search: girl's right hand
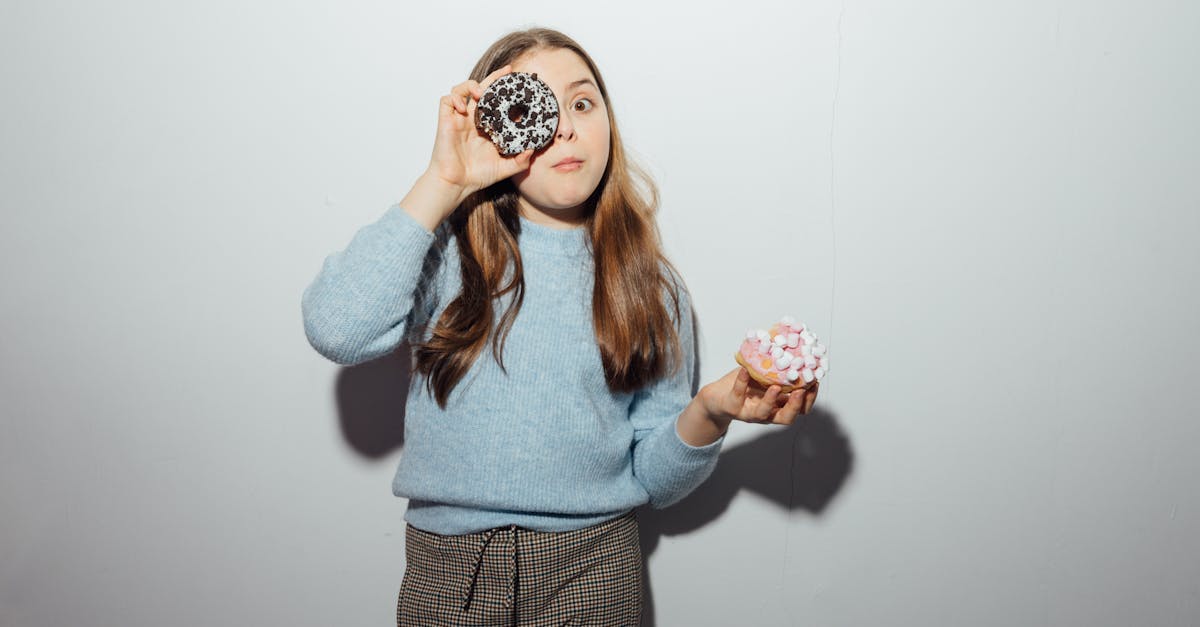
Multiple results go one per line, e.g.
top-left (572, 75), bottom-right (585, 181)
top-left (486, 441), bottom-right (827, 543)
top-left (701, 367), bottom-right (818, 427)
top-left (425, 64), bottom-right (535, 205)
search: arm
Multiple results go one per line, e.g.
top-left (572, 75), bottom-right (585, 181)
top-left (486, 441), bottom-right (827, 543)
top-left (302, 64), bottom-right (537, 365)
top-left (299, 192), bottom-right (445, 366)
top-left (628, 281), bottom-right (726, 509)
top-left (624, 269), bottom-right (819, 507)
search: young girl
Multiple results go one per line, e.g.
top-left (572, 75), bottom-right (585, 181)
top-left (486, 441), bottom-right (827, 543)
top-left (302, 26), bottom-right (818, 627)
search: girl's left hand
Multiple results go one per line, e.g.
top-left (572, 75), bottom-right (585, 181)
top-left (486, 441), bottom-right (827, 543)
top-left (701, 367), bottom-right (819, 427)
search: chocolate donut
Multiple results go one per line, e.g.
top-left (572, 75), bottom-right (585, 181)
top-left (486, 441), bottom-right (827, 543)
top-left (474, 72), bottom-right (559, 156)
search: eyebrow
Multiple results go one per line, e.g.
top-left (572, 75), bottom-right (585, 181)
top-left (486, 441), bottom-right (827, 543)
top-left (567, 78), bottom-right (598, 92)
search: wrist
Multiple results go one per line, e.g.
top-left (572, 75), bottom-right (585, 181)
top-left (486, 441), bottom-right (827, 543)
top-left (400, 172), bottom-right (469, 232)
top-left (699, 384), bottom-right (734, 431)
top-left (677, 394), bottom-right (730, 447)
top-left (419, 169), bottom-right (470, 207)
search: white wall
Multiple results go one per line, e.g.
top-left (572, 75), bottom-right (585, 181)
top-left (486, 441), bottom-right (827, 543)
top-left (3, 1), bottom-right (1198, 625)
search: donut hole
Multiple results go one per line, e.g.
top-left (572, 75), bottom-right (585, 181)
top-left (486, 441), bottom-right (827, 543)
top-left (507, 104), bottom-right (528, 124)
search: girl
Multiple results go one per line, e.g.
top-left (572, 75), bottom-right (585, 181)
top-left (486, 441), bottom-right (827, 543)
top-left (301, 27), bottom-right (818, 627)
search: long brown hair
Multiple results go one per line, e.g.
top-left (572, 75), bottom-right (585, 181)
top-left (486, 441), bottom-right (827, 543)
top-left (414, 27), bottom-right (686, 408)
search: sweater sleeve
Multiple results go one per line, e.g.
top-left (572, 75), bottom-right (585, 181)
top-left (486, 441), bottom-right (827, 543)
top-left (301, 203), bottom-right (445, 366)
top-left (627, 271), bottom-right (725, 509)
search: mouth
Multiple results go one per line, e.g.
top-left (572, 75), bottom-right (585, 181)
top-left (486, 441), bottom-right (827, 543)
top-left (552, 158), bottom-right (583, 170)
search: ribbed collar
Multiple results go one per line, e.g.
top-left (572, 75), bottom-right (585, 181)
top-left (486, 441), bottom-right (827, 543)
top-left (517, 214), bottom-right (590, 258)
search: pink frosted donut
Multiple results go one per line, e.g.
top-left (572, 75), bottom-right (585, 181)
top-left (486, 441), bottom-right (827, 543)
top-left (734, 315), bottom-right (828, 392)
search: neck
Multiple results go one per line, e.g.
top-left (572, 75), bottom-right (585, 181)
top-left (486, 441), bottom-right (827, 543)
top-left (517, 198), bottom-right (588, 230)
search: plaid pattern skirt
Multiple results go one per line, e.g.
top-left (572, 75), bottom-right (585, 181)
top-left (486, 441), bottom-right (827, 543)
top-left (396, 510), bottom-right (643, 627)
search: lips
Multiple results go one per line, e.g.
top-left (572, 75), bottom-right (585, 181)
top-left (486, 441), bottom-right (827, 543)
top-left (552, 157), bottom-right (583, 169)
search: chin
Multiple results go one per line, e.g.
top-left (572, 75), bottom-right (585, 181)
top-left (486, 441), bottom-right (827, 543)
top-left (533, 193), bottom-right (588, 211)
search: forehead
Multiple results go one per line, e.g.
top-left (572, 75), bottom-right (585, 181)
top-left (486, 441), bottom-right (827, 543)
top-left (511, 48), bottom-right (598, 96)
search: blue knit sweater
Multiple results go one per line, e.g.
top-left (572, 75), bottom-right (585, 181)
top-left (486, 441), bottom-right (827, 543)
top-left (301, 203), bottom-right (724, 534)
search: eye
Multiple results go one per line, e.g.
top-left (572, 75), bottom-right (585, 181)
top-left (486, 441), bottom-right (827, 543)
top-left (572, 98), bottom-right (594, 112)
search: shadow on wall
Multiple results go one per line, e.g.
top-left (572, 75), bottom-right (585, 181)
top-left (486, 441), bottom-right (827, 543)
top-left (629, 308), bottom-right (856, 626)
top-left (635, 407), bottom-right (853, 626)
top-left (333, 345), bottom-right (412, 459)
top-left (329, 339), bottom-right (853, 627)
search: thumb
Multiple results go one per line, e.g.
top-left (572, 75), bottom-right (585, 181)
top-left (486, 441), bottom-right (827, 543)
top-left (731, 367), bottom-right (750, 399)
top-left (514, 148), bottom-right (534, 172)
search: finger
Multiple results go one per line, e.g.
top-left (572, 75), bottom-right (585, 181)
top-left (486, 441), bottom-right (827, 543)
top-left (449, 80), bottom-right (480, 114)
top-left (518, 148), bottom-right (534, 168)
top-left (466, 93), bottom-right (478, 122)
top-left (763, 385), bottom-right (781, 402)
top-left (775, 390), bottom-right (806, 424)
top-left (772, 407), bottom-right (796, 426)
top-left (731, 368), bottom-right (750, 399)
top-left (803, 385), bottom-right (817, 414)
top-left (479, 64), bottom-right (513, 92)
top-left (498, 148), bottom-right (534, 177)
top-left (758, 385), bottom-right (781, 420)
top-left (439, 94), bottom-right (461, 121)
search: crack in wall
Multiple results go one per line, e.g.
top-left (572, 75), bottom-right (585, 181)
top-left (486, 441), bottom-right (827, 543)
top-left (783, 3), bottom-right (846, 617)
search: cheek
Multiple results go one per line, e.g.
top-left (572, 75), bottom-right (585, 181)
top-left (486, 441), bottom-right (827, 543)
top-left (586, 118), bottom-right (611, 164)
top-left (514, 175), bottom-right (540, 199)
top-left (594, 137), bottom-right (611, 175)
top-left (510, 170), bottom-right (531, 192)
top-left (594, 115), bottom-right (611, 146)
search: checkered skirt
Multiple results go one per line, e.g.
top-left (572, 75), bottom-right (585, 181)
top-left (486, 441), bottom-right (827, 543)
top-left (396, 510), bottom-right (643, 626)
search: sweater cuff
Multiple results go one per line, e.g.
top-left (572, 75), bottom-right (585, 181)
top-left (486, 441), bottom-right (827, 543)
top-left (380, 203), bottom-right (438, 240)
top-left (671, 416), bottom-right (725, 460)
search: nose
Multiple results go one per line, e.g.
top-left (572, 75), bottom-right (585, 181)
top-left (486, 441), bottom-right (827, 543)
top-left (555, 106), bottom-right (575, 141)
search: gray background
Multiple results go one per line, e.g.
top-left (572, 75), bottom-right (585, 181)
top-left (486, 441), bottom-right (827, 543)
top-left (3, 0), bottom-right (1198, 625)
